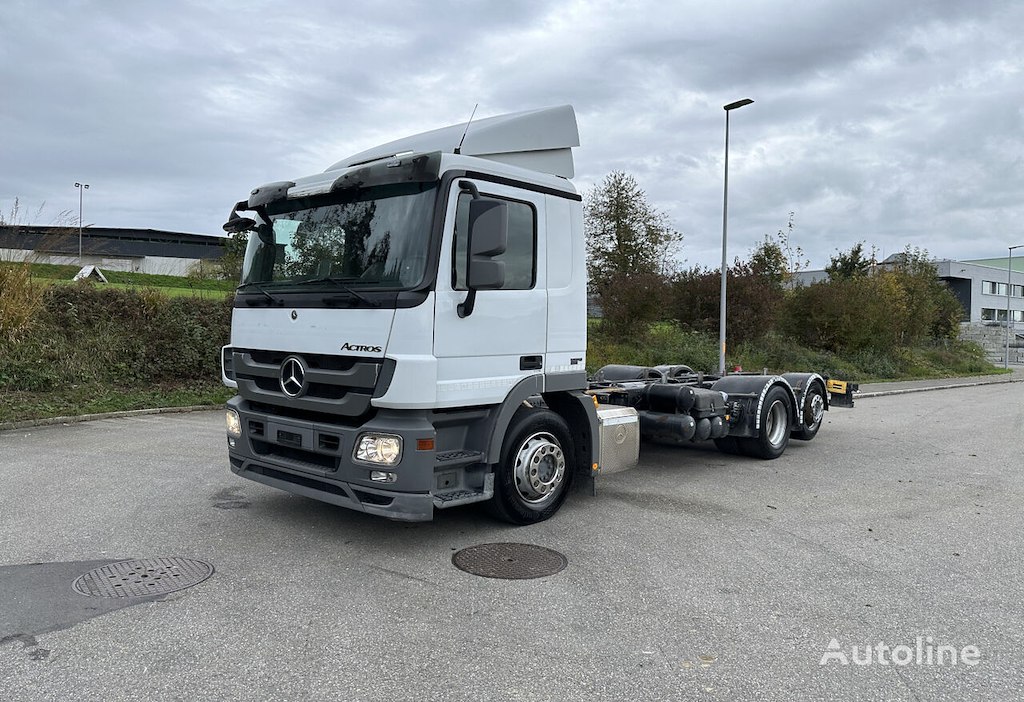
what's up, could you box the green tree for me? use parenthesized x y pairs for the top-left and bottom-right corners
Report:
(585, 172), (682, 336)
(762, 212), (808, 282)
(748, 238), (788, 288)
(217, 230), (249, 282)
(585, 171), (682, 287)
(670, 257), (784, 346)
(886, 246), (963, 342)
(782, 245), (963, 353)
(826, 242), (876, 280)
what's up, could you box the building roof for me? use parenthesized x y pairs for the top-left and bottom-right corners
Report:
(0, 225), (225, 260)
(962, 257), (1024, 273)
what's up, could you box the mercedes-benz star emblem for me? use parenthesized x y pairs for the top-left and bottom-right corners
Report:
(279, 355), (306, 398)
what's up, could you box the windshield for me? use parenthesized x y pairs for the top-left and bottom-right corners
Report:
(240, 182), (437, 290)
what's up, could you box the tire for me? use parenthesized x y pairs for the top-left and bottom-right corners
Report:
(713, 436), (742, 455)
(485, 409), (575, 525)
(791, 381), (826, 441)
(738, 385), (792, 460)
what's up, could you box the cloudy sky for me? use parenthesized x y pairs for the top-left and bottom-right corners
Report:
(2, 0), (1022, 270)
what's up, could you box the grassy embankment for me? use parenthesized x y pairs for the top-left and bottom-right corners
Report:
(10, 261), (235, 298)
(1, 263), (235, 424)
(0, 262), (1004, 423)
(587, 320), (1002, 382)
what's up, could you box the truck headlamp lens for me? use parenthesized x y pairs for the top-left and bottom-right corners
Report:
(355, 434), (402, 465)
(226, 409), (242, 438)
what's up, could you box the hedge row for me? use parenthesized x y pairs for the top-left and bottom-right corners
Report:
(0, 283), (232, 391)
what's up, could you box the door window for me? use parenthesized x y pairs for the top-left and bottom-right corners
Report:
(452, 192), (536, 290)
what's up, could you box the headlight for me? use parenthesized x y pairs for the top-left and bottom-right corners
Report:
(226, 409), (242, 438)
(354, 434), (402, 465)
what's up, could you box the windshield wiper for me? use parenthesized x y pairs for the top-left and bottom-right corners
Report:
(237, 282), (282, 306)
(294, 277), (381, 307)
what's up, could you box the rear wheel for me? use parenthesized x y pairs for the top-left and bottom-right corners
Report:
(791, 381), (826, 441)
(738, 385), (792, 460)
(485, 409), (575, 525)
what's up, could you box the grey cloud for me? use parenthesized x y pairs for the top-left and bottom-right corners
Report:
(1, 0), (1022, 267)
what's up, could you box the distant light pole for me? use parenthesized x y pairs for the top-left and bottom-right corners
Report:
(1006, 244), (1023, 369)
(719, 98), (754, 376)
(75, 181), (89, 265)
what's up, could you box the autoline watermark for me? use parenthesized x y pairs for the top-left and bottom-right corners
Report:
(820, 637), (981, 666)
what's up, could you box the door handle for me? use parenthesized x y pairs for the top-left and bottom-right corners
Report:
(520, 355), (543, 371)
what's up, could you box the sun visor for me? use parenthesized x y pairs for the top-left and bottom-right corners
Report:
(285, 152), (443, 199)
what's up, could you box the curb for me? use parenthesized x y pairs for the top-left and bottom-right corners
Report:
(3, 374), (1020, 430)
(0, 404), (224, 433)
(856, 375), (1023, 399)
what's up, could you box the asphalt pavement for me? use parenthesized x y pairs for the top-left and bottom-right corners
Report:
(1, 382), (1023, 701)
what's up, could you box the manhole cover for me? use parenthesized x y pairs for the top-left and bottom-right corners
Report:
(452, 543), (567, 580)
(72, 557), (214, 598)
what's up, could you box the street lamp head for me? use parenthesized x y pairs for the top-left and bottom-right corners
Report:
(724, 98), (754, 111)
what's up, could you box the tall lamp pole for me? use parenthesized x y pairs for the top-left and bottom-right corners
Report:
(75, 181), (89, 265)
(719, 98), (753, 376)
(1007, 244), (1023, 369)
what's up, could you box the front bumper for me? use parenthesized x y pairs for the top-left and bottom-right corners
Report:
(226, 396), (437, 521)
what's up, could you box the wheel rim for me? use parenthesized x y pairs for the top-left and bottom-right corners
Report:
(513, 432), (566, 505)
(764, 400), (788, 447)
(805, 391), (825, 430)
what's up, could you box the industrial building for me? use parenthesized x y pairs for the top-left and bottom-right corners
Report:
(0, 225), (225, 276)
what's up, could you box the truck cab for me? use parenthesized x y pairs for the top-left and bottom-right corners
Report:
(222, 106), (606, 523)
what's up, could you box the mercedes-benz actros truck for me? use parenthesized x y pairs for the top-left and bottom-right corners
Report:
(220, 105), (850, 525)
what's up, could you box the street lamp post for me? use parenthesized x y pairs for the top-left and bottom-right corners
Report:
(1007, 244), (1023, 369)
(719, 98), (754, 376)
(75, 181), (89, 265)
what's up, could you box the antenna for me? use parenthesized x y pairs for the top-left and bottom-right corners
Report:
(454, 104), (479, 155)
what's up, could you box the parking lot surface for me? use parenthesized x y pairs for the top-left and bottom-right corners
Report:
(1, 383), (1022, 701)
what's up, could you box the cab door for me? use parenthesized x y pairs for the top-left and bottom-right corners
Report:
(433, 178), (547, 407)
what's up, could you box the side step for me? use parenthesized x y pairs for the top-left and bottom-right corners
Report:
(435, 450), (486, 468)
(433, 473), (494, 509)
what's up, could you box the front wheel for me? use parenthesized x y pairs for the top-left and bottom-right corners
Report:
(738, 385), (792, 460)
(485, 409), (575, 525)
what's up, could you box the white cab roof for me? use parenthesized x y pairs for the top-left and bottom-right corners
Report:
(327, 105), (579, 178)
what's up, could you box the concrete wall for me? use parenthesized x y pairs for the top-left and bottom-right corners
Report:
(1, 249), (201, 276)
(960, 322), (1024, 365)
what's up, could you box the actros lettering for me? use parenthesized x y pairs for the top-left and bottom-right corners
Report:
(341, 342), (383, 353)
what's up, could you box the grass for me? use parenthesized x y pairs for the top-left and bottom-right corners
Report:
(43, 277), (234, 298)
(1, 261), (236, 296)
(0, 382), (234, 424)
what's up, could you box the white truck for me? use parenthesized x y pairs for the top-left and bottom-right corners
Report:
(220, 105), (850, 524)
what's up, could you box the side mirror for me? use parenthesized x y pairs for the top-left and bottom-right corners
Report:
(458, 199), (508, 318)
(466, 199), (508, 289)
(223, 216), (256, 234)
(468, 199), (508, 258)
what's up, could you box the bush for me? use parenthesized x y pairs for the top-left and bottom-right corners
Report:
(669, 262), (784, 345)
(0, 282), (232, 392)
(0, 261), (45, 343)
(593, 270), (671, 337)
(588, 320), (718, 374)
(781, 257), (964, 355)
